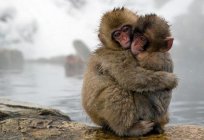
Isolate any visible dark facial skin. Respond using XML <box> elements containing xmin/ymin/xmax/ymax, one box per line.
<box><xmin>112</xmin><ymin>25</ymin><xmax>132</xmax><ymax>49</ymax></box>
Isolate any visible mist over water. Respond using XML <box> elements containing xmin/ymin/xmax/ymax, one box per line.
<box><xmin>0</xmin><ymin>62</ymin><xmax>204</xmax><ymax>125</ymax></box>
<box><xmin>0</xmin><ymin>63</ymin><xmax>85</xmax><ymax>121</ymax></box>
<box><xmin>0</xmin><ymin>0</ymin><xmax>204</xmax><ymax>126</ymax></box>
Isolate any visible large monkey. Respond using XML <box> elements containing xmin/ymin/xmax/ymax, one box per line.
<box><xmin>82</xmin><ymin>8</ymin><xmax>177</xmax><ymax>136</ymax></box>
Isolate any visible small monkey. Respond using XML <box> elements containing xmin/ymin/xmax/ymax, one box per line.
<box><xmin>82</xmin><ymin>8</ymin><xmax>177</xmax><ymax>136</ymax></box>
<box><xmin>130</xmin><ymin>14</ymin><xmax>176</xmax><ymax>133</ymax></box>
<box><xmin>131</xmin><ymin>13</ymin><xmax>173</xmax><ymax>56</ymax></box>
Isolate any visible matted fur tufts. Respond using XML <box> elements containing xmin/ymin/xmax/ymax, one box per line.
<box><xmin>112</xmin><ymin>7</ymin><xmax>125</xmax><ymax>12</ymax></box>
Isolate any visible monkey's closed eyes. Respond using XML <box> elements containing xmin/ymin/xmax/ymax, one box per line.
<box><xmin>121</xmin><ymin>25</ymin><xmax>132</xmax><ymax>32</ymax></box>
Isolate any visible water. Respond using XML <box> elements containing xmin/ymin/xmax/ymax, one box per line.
<box><xmin>0</xmin><ymin>62</ymin><xmax>204</xmax><ymax>126</ymax></box>
<box><xmin>0</xmin><ymin>63</ymin><xmax>85</xmax><ymax>122</ymax></box>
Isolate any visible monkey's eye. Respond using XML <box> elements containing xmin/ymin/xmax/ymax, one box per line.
<box><xmin>112</xmin><ymin>31</ymin><xmax>121</xmax><ymax>39</ymax></box>
<box><xmin>121</xmin><ymin>25</ymin><xmax>131</xmax><ymax>32</ymax></box>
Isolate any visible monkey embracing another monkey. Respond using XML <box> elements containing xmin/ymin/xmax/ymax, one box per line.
<box><xmin>131</xmin><ymin>13</ymin><xmax>176</xmax><ymax>133</ymax></box>
<box><xmin>82</xmin><ymin>8</ymin><xmax>178</xmax><ymax>136</ymax></box>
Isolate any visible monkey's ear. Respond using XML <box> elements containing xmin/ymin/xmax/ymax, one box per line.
<box><xmin>162</xmin><ymin>37</ymin><xmax>174</xmax><ymax>52</ymax></box>
<box><xmin>98</xmin><ymin>33</ymin><xmax>105</xmax><ymax>44</ymax></box>
<box><xmin>98</xmin><ymin>34</ymin><xmax>102</xmax><ymax>42</ymax></box>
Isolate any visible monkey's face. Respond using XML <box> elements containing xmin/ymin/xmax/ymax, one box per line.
<box><xmin>131</xmin><ymin>31</ymin><xmax>148</xmax><ymax>55</ymax></box>
<box><xmin>111</xmin><ymin>25</ymin><xmax>133</xmax><ymax>49</ymax></box>
<box><xmin>99</xmin><ymin>7</ymin><xmax>138</xmax><ymax>50</ymax></box>
<box><xmin>131</xmin><ymin>14</ymin><xmax>174</xmax><ymax>55</ymax></box>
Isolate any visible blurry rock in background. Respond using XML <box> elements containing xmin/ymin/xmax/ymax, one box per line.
<box><xmin>73</xmin><ymin>40</ymin><xmax>90</xmax><ymax>62</ymax></box>
<box><xmin>65</xmin><ymin>54</ymin><xmax>84</xmax><ymax>77</ymax></box>
<box><xmin>0</xmin><ymin>6</ymin><xmax>38</xmax><ymax>65</ymax></box>
<box><xmin>28</xmin><ymin>39</ymin><xmax>90</xmax><ymax>77</ymax></box>
<box><xmin>0</xmin><ymin>49</ymin><xmax>24</xmax><ymax>69</ymax></box>
<box><xmin>65</xmin><ymin>40</ymin><xmax>90</xmax><ymax>77</ymax></box>
<box><xmin>0</xmin><ymin>7</ymin><xmax>37</xmax><ymax>70</ymax></box>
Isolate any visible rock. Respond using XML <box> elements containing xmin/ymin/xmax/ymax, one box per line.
<box><xmin>0</xmin><ymin>98</ymin><xmax>204</xmax><ymax>140</ymax></box>
<box><xmin>73</xmin><ymin>40</ymin><xmax>90</xmax><ymax>62</ymax></box>
<box><xmin>0</xmin><ymin>49</ymin><xmax>24</xmax><ymax>69</ymax></box>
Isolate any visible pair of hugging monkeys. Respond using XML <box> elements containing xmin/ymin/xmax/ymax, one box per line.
<box><xmin>82</xmin><ymin>7</ymin><xmax>178</xmax><ymax>137</ymax></box>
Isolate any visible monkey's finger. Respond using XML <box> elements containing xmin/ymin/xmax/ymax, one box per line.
<box><xmin>128</xmin><ymin>121</ymin><xmax>154</xmax><ymax>136</ymax></box>
<box><xmin>140</xmin><ymin>121</ymin><xmax>155</xmax><ymax>127</ymax></box>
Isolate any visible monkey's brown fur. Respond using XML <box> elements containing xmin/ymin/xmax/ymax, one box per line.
<box><xmin>134</xmin><ymin>14</ymin><xmax>176</xmax><ymax>133</ymax></box>
<box><xmin>99</xmin><ymin>7</ymin><xmax>137</xmax><ymax>50</ymax></box>
<box><xmin>82</xmin><ymin>8</ymin><xmax>177</xmax><ymax>136</ymax></box>
<box><xmin>135</xmin><ymin>14</ymin><xmax>172</xmax><ymax>53</ymax></box>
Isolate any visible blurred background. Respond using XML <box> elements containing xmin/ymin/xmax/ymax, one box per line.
<box><xmin>0</xmin><ymin>0</ymin><xmax>204</xmax><ymax>125</ymax></box>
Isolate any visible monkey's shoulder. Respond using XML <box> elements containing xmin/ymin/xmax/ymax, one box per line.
<box><xmin>86</xmin><ymin>52</ymin><xmax>109</xmax><ymax>76</ymax></box>
<box><xmin>94</xmin><ymin>47</ymin><xmax>137</xmax><ymax>64</ymax></box>
<box><xmin>89</xmin><ymin>47</ymin><xmax>138</xmax><ymax>75</ymax></box>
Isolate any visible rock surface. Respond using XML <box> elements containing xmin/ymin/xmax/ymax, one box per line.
<box><xmin>0</xmin><ymin>98</ymin><xmax>204</xmax><ymax>140</ymax></box>
<box><xmin>0</xmin><ymin>49</ymin><xmax>24</xmax><ymax>69</ymax></box>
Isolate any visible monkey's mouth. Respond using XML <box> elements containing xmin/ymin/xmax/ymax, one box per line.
<box><xmin>126</xmin><ymin>41</ymin><xmax>131</xmax><ymax>48</ymax></box>
<box><xmin>122</xmin><ymin>40</ymin><xmax>131</xmax><ymax>49</ymax></box>
<box><xmin>131</xmin><ymin>35</ymin><xmax>148</xmax><ymax>55</ymax></box>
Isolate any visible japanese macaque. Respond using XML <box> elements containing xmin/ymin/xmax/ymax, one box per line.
<box><xmin>130</xmin><ymin>14</ymin><xmax>175</xmax><ymax>133</ymax></box>
<box><xmin>82</xmin><ymin>8</ymin><xmax>177</xmax><ymax>136</ymax></box>
<box><xmin>131</xmin><ymin>14</ymin><xmax>173</xmax><ymax>55</ymax></box>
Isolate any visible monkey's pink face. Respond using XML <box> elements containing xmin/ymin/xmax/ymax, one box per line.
<box><xmin>112</xmin><ymin>25</ymin><xmax>132</xmax><ymax>49</ymax></box>
<box><xmin>131</xmin><ymin>33</ymin><xmax>147</xmax><ymax>55</ymax></box>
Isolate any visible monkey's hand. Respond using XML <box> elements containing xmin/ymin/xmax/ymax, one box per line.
<box><xmin>162</xmin><ymin>72</ymin><xmax>178</xmax><ymax>89</ymax></box>
<box><xmin>98</xmin><ymin>49</ymin><xmax>178</xmax><ymax>92</ymax></box>
<box><xmin>133</xmin><ymin>70</ymin><xmax>178</xmax><ymax>93</ymax></box>
<box><xmin>125</xmin><ymin>121</ymin><xmax>154</xmax><ymax>136</ymax></box>
<box><xmin>107</xmin><ymin>64</ymin><xmax>178</xmax><ymax>92</ymax></box>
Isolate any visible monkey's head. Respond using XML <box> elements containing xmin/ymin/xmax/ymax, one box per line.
<box><xmin>131</xmin><ymin>14</ymin><xmax>174</xmax><ymax>55</ymax></box>
<box><xmin>99</xmin><ymin>7</ymin><xmax>138</xmax><ymax>50</ymax></box>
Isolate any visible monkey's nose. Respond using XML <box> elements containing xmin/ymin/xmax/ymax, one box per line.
<box><xmin>121</xmin><ymin>33</ymin><xmax>128</xmax><ymax>41</ymax></box>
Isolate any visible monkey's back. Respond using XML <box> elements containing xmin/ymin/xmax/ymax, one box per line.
<box><xmin>82</xmin><ymin>48</ymin><xmax>139</xmax><ymax>132</ymax></box>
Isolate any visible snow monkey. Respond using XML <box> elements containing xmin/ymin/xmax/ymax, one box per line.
<box><xmin>130</xmin><ymin>13</ymin><xmax>176</xmax><ymax>133</ymax></box>
<box><xmin>82</xmin><ymin>8</ymin><xmax>177</xmax><ymax>136</ymax></box>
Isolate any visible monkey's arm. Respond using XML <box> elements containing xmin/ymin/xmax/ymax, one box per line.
<box><xmin>115</xmin><ymin>66</ymin><xmax>177</xmax><ymax>92</ymax></box>
<box><xmin>100</xmin><ymin>54</ymin><xmax>177</xmax><ymax>93</ymax></box>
